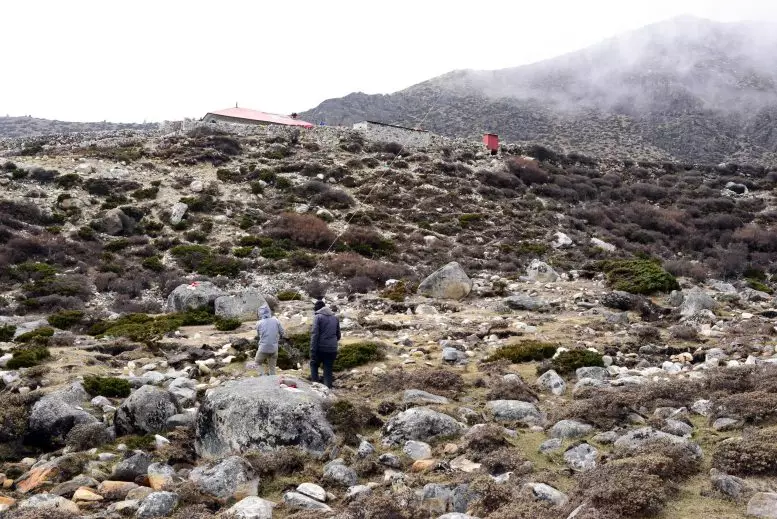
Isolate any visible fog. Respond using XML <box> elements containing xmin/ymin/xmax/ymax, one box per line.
<box><xmin>1</xmin><ymin>0</ymin><xmax>777</xmax><ymax>122</ymax></box>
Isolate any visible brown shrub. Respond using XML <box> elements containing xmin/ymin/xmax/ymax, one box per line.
<box><xmin>711</xmin><ymin>391</ymin><xmax>777</xmax><ymax>424</ymax></box>
<box><xmin>4</xmin><ymin>511</ymin><xmax>79</xmax><ymax>519</ymax></box>
<box><xmin>486</xmin><ymin>376</ymin><xmax>538</xmax><ymax>403</ymax></box>
<box><xmin>341</xmin><ymin>490</ymin><xmax>415</xmax><ymax>519</ymax></box>
<box><xmin>376</xmin><ymin>368</ymin><xmax>465</xmax><ymax>398</ymax></box>
<box><xmin>265</xmin><ymin>212</ymin><xmax>335</xmax><ymax>249</ymax></box>
<box><xmin>613</xmin><ymin>439</ymin><xmax>701</xmax><ymax>480</ymax></box>
<box><xmin>65</xmin><ymin>423</ymin><xmax>110</xmax><ymax>452</ymax></box>
<box><xmin>507</xmin><ymin>157</ymin><xmax>550</xmax><ymax>185</ymax></box>
<box><xmin>243</xmin><ymin>447</ymin><xmax>309</xmax><ymax>478</ymax></box>
<box><xmin>327</xmin><ymin>253</ymin><xmax>406</xmax><ymax>283</ymax></box>
<box><xmin>712</xmin><ymin>427</ymin><xmax>777</xmax><ymax>476</ymax></box>
<box><xmin>571</xmin><ymin>461</ymin><xmax>668</xmax><ymax>518</ymax></box>
<box><xmin>479</xmin><ymin>447</ymin><xmax>532</xmax><ymax>475</ymax></box>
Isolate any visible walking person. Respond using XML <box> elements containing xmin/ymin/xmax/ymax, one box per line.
<box><xmin>310</xmin><ymin>300</ymin><xmax>340</xmax><ymax>389</ymax></box>
<box><xmin>255</xmin><ymin>304</ymin><xmax>285</xmax><ymax>376</ymax></box>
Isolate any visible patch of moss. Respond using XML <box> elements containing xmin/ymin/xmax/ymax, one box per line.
<box><xmin>238</xmin><ymin>235</ymin><xmax>274</xmax><ymax>247</ymax></box>
<box><xmin>233</xmin><ymin>246</ymin><xmax>254</xmax><ymax>258</ymax></box>
<box><xmin>548</xmin><ymin>349</ymin><xmax>604</xmax><ymax>375</ymax></box>
<box><xmin>260</xmin><ymin>246</ymin><xmax>288</xmax><ymax>260</ymax></box>
<box><xmin>458</xmin><ymin>213</ymin><xmax>484</xmax><ymax>227</ymax></box>
<box><xmin>599</xmin><ymin>258</ymin><xmax>679</xmax><ymax>295</ymax></box>
<box><xmin>47</xmin><ymin>310</ymin><xmax>85</xmax><ymax>330</ymax></box>
<box><xmin>484</xmin><ymin>341</ymin><xmax>558</xmax><ymax>363</ymax></box>
<box><xmin>333</xmin><ymin>341</ymin><xmax>385</xmax><ymax>372</ymax></box>
<box><xmin>83</xmin><ymin>375</ymin><xmax>131</xmax><ymax>398</ymax></box>
<box><xmin>104</xmin><ymin>238</ymin><xmax>131</xmax><ymax>252</ymax></box>
<box><xmin>0</xmin><ymin>324</ymin><xmax>16</xmax><ymax>342</ymax></box>
<box><xmin>746</xmin><ymin>278</ymin><xmax>774</xmax><ymax>294</ymax></box>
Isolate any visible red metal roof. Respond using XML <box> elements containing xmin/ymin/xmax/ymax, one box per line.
<box><xmin>207</xmin><ymin>107</ymin><xmax>314</xmax><ymax>128</ymax></box>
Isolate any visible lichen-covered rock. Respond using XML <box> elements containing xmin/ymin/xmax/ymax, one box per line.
<box><xmin>136</xmin><ymin>491</ymin><xmax>179</xmax><ymax>519</ymax></box>
<box><xmin>227</xmin><ymin>496</ymin><xmax>276</xmax><ymax>519</ymax></box>
<box><xmin>486</xmin><ymin>400</ymin><xmax>544</xmax><ymax>425</ymax></box>
<box><xmin>214</xmin><ymin>289</ymin><xmax>267</xmax><ymax>320</ymax></box>
<box><xmin>27</xmin><ymin>382</ymin><xmax>98</xmax><ymax>446</ymax></box>
<box><xmin>195</xmin><ymin>376</ymin><xmax>334</xmax><ymax>458</ymax></box>
<box><xmin>166</xmin><ymin>281</ymin><xmax>226</xmax><ymax>312</ymax></box>
<box><xmin>549</xmin><ymin>419</ymin><xmax>593</xmax><ymax>440</ymax></box>
<box><xmin>114</xmin><ymin>385</ymin><xmax>180</xmax><ymax>436</ymax></box>
<box><xmin>18</xmin><ymin>493</ymin><xmax>80</xmax><ymax>514</ymax></box>
<box><xmin>189</xmin><ymin>456</ymin><xmax>258</xmax><ymax>501</ymax></box>
<box><xmin>613</xmin><ymin>427</ymin><xmax>702</xmax><ymax>458</ymax></box>
<box><xmin>418</xmin><ymin>262</ymin><xmax>473</xmax><ymax>300</ymax></box>
<box><xmin>526</xmin><ymin>259</ymin><xmax>558</xmax><ymax>282</ymax></box>
<box><xmin>111</xmin><ymin>451</ymin><xmax>153</xmax><ymax>482</ymax></box>
<box><xmin>323</xmin><ymin>459</ymin><xmax>358</xmax><ymax>487</ymax></box>
<box><xmin>170</xmin><ymin>202</ymin><xmax>188</xmax><ymax>225</ymax></box>
<box><xmin>536</xmin><ymin>369</ymin><xmax>566</xmax><ymax>395</ymax></box>
<box><xmin>678</xmin><ymin>287</ymin><xmax>717</xmax><ymax>318</ymax></box>
<box><xmin>382</xmin><ymin>407</ymin><xmax>464</xmax><ymax>446</ymax></box>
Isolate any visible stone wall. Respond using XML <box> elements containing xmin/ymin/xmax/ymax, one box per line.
<box><xmin>352</xmin><ymin>121</ymin><xmax>433</xmax><ymax>149</ymax></box>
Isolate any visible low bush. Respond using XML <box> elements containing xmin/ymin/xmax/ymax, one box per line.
<box><xmin>333</xmin><ymin>341</ymin><xmax>385</xmax><ymax>371</ymax></box>
<box><xmin>571</xmin><ymin>461</ymin><xmax>668</xmax><ymax>517</ymax></box>
<box><xmin>325</xmin><ymin>399</ymin><xmax>380</xmax><ymax>445</ymax></box>
<box><xmin>486</xmin><ymin>376</ymin><xmax>538</xmax><ymax>402</ymax></box>
<box><xmin>141</xmin><ymin>256</ymin><xmax>164</xmax><ymax>272</ymax></box>
<box><xmin>170</xmin><ymin>244</ymin><xmax>244</xmax><ymax>277</ymax></box>
<box><xmin>0</xmin><ymin>324</ymin><xmax>16</xmax><ymax>342</ymax></box>
<box><xmin>15</xmin><ymin>326</ymin><xmax>55</xmax><ymax>343</ymax></box>
<box><xmin>88</xmin><ymin>313</ymin><xmax>183</xmax><ymax>343</ymax></box>
<box><xmin>244</xmin><ymin>446</ymin><xmax>308</xmax><ymax>478</ymax></box>
<box><xmin>232</xmin><ymin>246</ymin><xmax>253</xmax><ymax>258</ymax></box>
<box><xmin>599</xmin><ymin>258</ymin><xmax>680</xmax><ymax>295</ymax></box>
<box><xmin>7</xmin><ymin>345</ymin><xmax>51</xmax><ymax>369</ymax></box>
<box><xmin>339</xmin><ymin>227</ymin><xmax>395</xmax><ymax>257</ymax></box>
<box><xmin>712</xmin><ymin>427</ymin><xmax>777</xmax><ymax>476</ymax></box>
<box><xmin>377</xmin><ymin>368</ymin><xmax>465</xmax><ymax>397</ymax></box>
<box><xmin>238</xmin><ymin>235</ymin><xmax>273</xmax><ymax>247</ymax></box>
<box><xmin>47</xmin><ymin>310</ymin><xmax>85</xmax><ymax>330</ymax></box>
<box><xmin>485</xmin><ymin>341</ymin><xmax>558</xmax><ymax>363</ymax></box>
<box><xmin>547</xmin><ymin>349</ymin><xmax>604</xmax><ymax>375</ymax></box>
<box><xmin>214</xmin><ymin>317</ymin><xmax>241</xmax><ymax>331</ymax></box>
<box><xmin>264</xmin><ymin>213</ymin><xmax>336</xmax><ymax>249</ymax></box>
<box><xmin>82</xmin><ymin>375</ymin><xmax>132</xmax><ymax>398</ymax></box>
<box><xmin>327</xmin><ymin>253</ymin><xmax>406</xmax><ymax>283</ymax></box>
<box><xmin>277</xmin><ymin>290</ymin><xmax>302</xmax><ymax>301</ymax></box>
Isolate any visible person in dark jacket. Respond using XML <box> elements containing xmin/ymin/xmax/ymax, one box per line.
<box><xmin>310</xmin><ymin>299</ymin><xmax>340</xmax><ymax>388</ymax></box>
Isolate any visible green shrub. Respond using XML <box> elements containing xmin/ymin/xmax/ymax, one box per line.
<box><xmin>233</xmin><ymin>246</ymin><xmax>253</xmax><ymax>258</ymax></box>
<box><xmin>170</xmin><ymin>244</ymin><xmax>244</xmax><ymax>277</ymax></box>
<box><xmin>77</xmin><ymin>226</ymin><xmax>97</xmax><ymax>241</ymax></box>
<box><xmin>326</xmin><ymin>399</ymin><xmax>378</xmax><ymax>446</ymax></box>
<box><xmin>47</xmin><ymin>310</ymin><xmax>85</xmax><ymax>330</ymax></box>
<box><xmin>83</xmin><ymin>375</ymin><xmax>131</xmax><ymax>398</ymax></box>
<box><xmin>214</xmin><ymin>318</ymin><xmax>241</xmax><ymax>331</ymax></box>
<box><xmin>141</xmin><ymin>256</ymin><xmax>164</xmax><ymax>272</ymax></box>
<box><xmin>275</xmin><ymin>177</ymin><xmax>292</xmax><ymax>190</ymax></box>
<box><xmin>250</xmin><ymin>181</ymin><xmax>264</xmax><ymax>194</ymax></box>
<box><xmin>10</xmin><ymin>261</ymin><xmax>57</xmax><ymax>281</ymax></box>
<box><xmin>485</xmin><ymin>341</ymin><xmax>558</xmax><ymax>363</ymax></box>
<box><xmin>179</xmin><ymin>309</ymin><xmax>216</xmax><ymax>326</ymax></box>
<box><xmin>747</xmin><ymin>278</ymin><xmax>774</xmax><ymax>294</ymax></box>
<box><xmin>104</xmin><ymin>238</ymin><xmax>131</xmax><ymax>252</ymax></box>
<box><xmin>0</xmin><ymin>325</ymin><xmax>16</xmax><ymax>342</ymax></box>
<box><xmin>121</xmin><ymin>434</ymin><xmax>156</xmax><ymax>450</ymax></box>
<box><xmin>548</xmin><ymin>349</ymin><xmax>604</xmax><ymax>375</ymax></box>
<box><xmin>55</xmin><ymin>173</ymin><xmax>81</xmax><ymax>189</ymax></box>
<box><xmin>238</xmin><ymin>235</ymin><xmax>273</xmax><ymax>247</ymax></box>
<box><xmin>132</xmin><ymin>186</ymin><xmax>159</xmax><ymax>200</ymax></box>
<box><xmin>333</xmin><ymin>342</ymin><xmax>385</xmax><ymax>371</ymax></box>
<box><xmin>179</xmin><ymin>194</ymin><xmax>216</xmax><ymax>213</ymax></box>
<box><xmin>7</xmin><ymin>345</ymin><xmax>51</xmax><ymax>369</ymax></box>
<box><xmin>516</xmin><ymin>242</ymin><xmax>550</xmax><ymax>256</ymax></box>
<box><xmin>15</xmin><ymin>327</ymin><xmax>55</xmax><ymax>343</ymax></box>
<box><xmin>260</xmin><ymin>246</ymin><xmax>287</xmax><ymax>259</ymax></box>
<box><xmin>88</xmin><ymin>313</ymin><xmax>180</xmax><ymax>343</ymax></box>
<box><xmin>277</xmin><ymin>290</ymin><xmax>302</xmax><ymax>301</ymax></box>
<box><xmin>599</xmin><ymin>258</ymin><xmax>679</xmax><ymax>295</ymax></box>
<box><xmin>459</xmin><ymin>213</ymin><xmax>484</xmax><ymax>227</ymax></box>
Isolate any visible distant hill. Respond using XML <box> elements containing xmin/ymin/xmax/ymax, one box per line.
<box><xmin>302</xmin><ymin>16</ymin><xmax>777</xmax><ymax>164</ymax></box>
<box><xmin>0</xmin><ymin>116</ymin><xmax>156</xmax><ymax>138</ymax></box>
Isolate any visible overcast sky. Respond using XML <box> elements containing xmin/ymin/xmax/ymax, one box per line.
<box><xmin>1</xmin><ymin>0</ymin><xmax>775</xmax><ymax>123</ymax></box>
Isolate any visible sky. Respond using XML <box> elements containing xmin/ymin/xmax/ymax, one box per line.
<box><xmin>1</xmin><ymin>0</ymin><xmax>776</xmax><ymax>123</ymax></box>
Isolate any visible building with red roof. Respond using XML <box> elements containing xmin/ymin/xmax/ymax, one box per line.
<box><xmin>203</xmin><ymin>107</ymin><xmax>314</xmax><ymax>128</ymax></box>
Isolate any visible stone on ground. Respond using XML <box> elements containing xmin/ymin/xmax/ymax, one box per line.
<box><xmin>114</xmin><ymin>385</ymin><xmax>180</xmax><ymax>436</ymax></box>
<box><xmin>382</xmin><ymin>407</ymin><xmax>464</xmax><ymax>445</ymax></box>
<box><xmin>418</xmin><ymin>262</ymin><xmax>473</xmax><ymax>300</ymax></box>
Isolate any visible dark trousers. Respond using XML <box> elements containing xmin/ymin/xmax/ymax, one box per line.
<box><xmin>310</xmin><ymin>351</ymin><xmax>337</xmax><ymax>388</ymax></box>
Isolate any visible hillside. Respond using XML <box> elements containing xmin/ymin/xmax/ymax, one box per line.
<box><xmin>0</xmin><ymin>116</ymin><xmax>157</xmax><ymax>139</ymax></box>
<box><xmin>0</xmin><ymin>124</ymin><xmax>776</xmax><ymax>518</ymax></box>
<box><xmin>302</xmin><ymin>16</ymin><xmax>777</xmax><ymax>165</ymax></box>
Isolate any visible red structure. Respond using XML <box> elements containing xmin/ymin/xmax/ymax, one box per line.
<box><xmin>483</xmin><ymin>133</ymin><xmax>499</xmax><ymax>154</ymax></box>
<box><xmin>203</xmin><ymin>107</ymin><xmax>314</xmax><ymax>128</ymax></box>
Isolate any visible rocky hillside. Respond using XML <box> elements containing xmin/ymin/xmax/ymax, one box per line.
<box><xmin>0</xmin><ymin>124</ymin><xmax>776</xmax><ymax>518</ymax></box>
<box><xmin>302</xmin><ymin>16</ymin><xmax>777</xmax><ymax>165</ymax></box>
<box><xmin>0</xmin><ymin>117</ymin><xmax>156</xmax><ymax>139</ymax></box>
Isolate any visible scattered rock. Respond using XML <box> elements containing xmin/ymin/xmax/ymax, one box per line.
<box><xmin>486</xmin><ymin>400</ymin><xmax>543</xmax><ymax>426</ymax></box>
<box><xmin>167</xmin><ymin>281</ymin><xmax>226</xmax><ymax>312</ymax></box>
<box><xmin>283</xmin><ymin>491</ymin><xmax>332</xmax><ymax>511</ymax></box>
<box><xmin>383</xmin><ymin>407</ymin><xmax>464</xmax><ymax>445</ymax></box>
<box><xmin>136</xmin><ymin>491</ymin><xmax>179</xmax><ymax>519</ymax></box>
<box><xmin>147</xmin><ymin>463</ymin><xmax>176</xmax><ymax>491</ymax></box>
<box><xmin>526</xmin><ymin>259</ymin><xmax>558</xmax><ymax>283</ymax></box>
<box><xmin>524</xmin><ymin>482</ymin><xmax>568</xmax><ymax>506</ymax></box>
<box><xmin>227</xmin><ymin>496</ymin><xmax>276</xmax><ymax>519</ymax></box>
<box><xmin>323</xmin><ymin>459</ymin><xmax>358</xmax><ymax>487</ymax></box>
<box><xmin>27</xmin><ymin>382</ymin><xmax>98</xmax><ymax>446</ymax></box>
<box><xmin>550</xmin><ymin>420</ymin><xmax>594</xmax><ymax>440</ymax></box>
<box><xmin>189</xmin><ymin>456</ymin><xmax>258</xmax><ymax>501</ymax></box>
<box><xmin>748</xmin><ymin>492</ymin><xmax>777</xmax><ymax>518</ymax></box>
<box><xmin>711</xmin><ymin>468</ymin><xmax>749</xmax><ymax>501</ymax></box>
<box><xmin>504</xmin><ymin>294</ymin><xmax>547</xmax><ymax>311</ymax></box>
<box><xmin>403</xmin><ymin>440</ymin><xmax>433</xmax><ymax>460</ymax></box>
<box><xmin>418</xmin><ymin>262</ymin><xmax>473</xmax><ymax>300</ymax></box>
<box><xmin>114</xmin><ymin>385</ymin><xmax>180</xmax><ymax>436</ymax></box>
<box><xmin>536</xmin><ymin>369</ymin><xmax>566</xmax><ymax>395</ymax></box>
<box><xmin>170</xmin><ymin>202</ymin><xmax>188</xmax><ymax>225</ymax></box>
<box><xmin>18</xmin><ymin>493</ymin><xmax>80</xmax><ymax>514</ymax></box>
<box><xmin>111</xmin><ymin>451</ymin><xmax>153</xmax><ymax>482</ymax></box>
<box><xmin>403</xmin><ymin>389</ymin><xmax>450</xmax><ymax>405</ymax></box>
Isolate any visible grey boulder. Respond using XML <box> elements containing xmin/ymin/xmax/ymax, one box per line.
<box><xmin>748</xmin><ymin>492</ymin><xmax>777</xmax><ymax>518</ymax></box>
<box><xmin>114</xmin><ymin>385</ymin><xmax>180</xmax><ymax>436</ymax></box>
<box><xmin>189</xmin><ymin>456</ymin><xmax>258</xmax><ymax>501</ymax></box>
<box><xmin>418</xmin><ymin>262</ymin><xmax>473</xmax><ymax>300</ymax></box>
<box><xmin>486</xmin><ymin>400</ymin><xmax>543</xmax><ymax>426</ymax></box>
<box><xmin>503</xmin><ymin>295</ymin><xmax>547</xmax><ymax>311</ymax></box>
<box><xmin>525</xmin><ymin>482</ymin><xmax>568</xmax><ymax>506</ymax></box>
<box><xmin>613</xmin><ymin>427</ymin><xmax>702</xmax><ymax>458</ymax></box>
<box><xmin>536</xmin><ymin>369</ymin><xmax>566</xmax><ymax>395</ymax></box>
<box><xmin>323</xmin><ymin>459</ymin><xmax>358</xmax><ymax>487</ymax></box>
<box><xmin>137</xmin><ymin>491</ymin><xmax>179</xmax><ymax>519</ymax></box>
<box><xmin>711</xmin><ymin>468</ymin><xmax>749</xmax><ymax>501</ymax></box>
<box><xmin>526</xmin><ymin>259</ymin><xmax>558</xmax><ymax>282</ymax></box>
<box><xmin>215</xmin><ymin>289</ymin><xmax>268</xmax><ymax>321</ymax></box>
<box><xmin>92</xmin><ymin>208</ymin><xmax>134</xmax><ymax>235</ymax></box>
<box><xmin>27</xmin><ymin>382</ymin><xmax>98</xmax><ymax>446</ymax></box>
<box><xmin>403</xmin><ymin>389</ymin><xmax>450</xmax><ymax>405</ymax></box>
<box><xmin>227</xmin><ymin>496</ymin><xmax>276</xmax><ymax>519</ymax></box>
<box><xmin>111</xmin><ymin>451</ymin><xmax>153</xmax><ymax>481</ymax></box>
<box><xmin>166</xmin><ymin>281</ymin><xmax>226</xmax><ymax>312</ymax></box>
<box><xmin>403</xmin><ymin>440</ymin><xmax>433</xmax><ymax>460</ymax></box>
<box><xmin>382</xmin><ymin>407</ymin><xmax>464</xmax><ymax>445</ymax></box>
<box><xmin>195</xmin><ymin>376</ymin><xmax>334</xmax><ymax>458</ymax></box>
<box><xmin>564</xmin><ymin>443</ymin><xmax>598</xmax><ymax>472</ymax></box>
<box><xmin>678</xmin><ymin>288</ymin><xmax>716</xmax><ymax>318</ymax></box>
<box><xmin>283</xmin><ymin>491</ymin><xmax>332</xmax><ymax>511</ymax></box>
<box><xmin>549</xmin><ymin>420</ymin><xmax>593</xmax><ymax>440</ymax></box>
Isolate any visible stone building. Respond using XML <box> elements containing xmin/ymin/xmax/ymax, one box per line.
<box><xmin>202</xmin><ymin>107</ymin><xmax>314</xmax><ymax>128</ymax></box>
<box><xmin>353</xmin><ymin>121</ymin><xmax>432</xmax><ymax>149</ymax></box>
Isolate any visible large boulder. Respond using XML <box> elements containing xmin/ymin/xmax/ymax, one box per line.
<box><xmin>27</xmin><ymin>383</ymin><xmax>98</xmax><ymax>446</ymax></box>
<box><xmin>228</xmin><ymin>497</ymin><xmax>276</xmax><ymax>519</ymax></box>
<box><xmin>486</xmin><ymin>400</ymin><xmax>544</xmax><ymax>426</ymax></box>
<box><xmin>189</xmin><ymin>456</ymin><xmax>258</xmax><ymax>501</ymax></box>
<box><xmin>418</xmin><ymin>262</ymin><xmax>473</xmax><ymax>300</ymax></box>
<box><xmin>92</xmin><ymin>208</ymin><xmax>134</xmax><ymax>235</ymax></box>
<box><xmin>677</xmin><ymin>288</ymin><xmax>717</xmax><ymax>318</ymax></box>
<box><xmin>215</xmin><ymin>289</ymin><xmax>267</xmax><ymax>320</ymax></box>
<box><xmin>526</xmin><ymin>259</ymin><xmax>558</xmax><ymax>283</ymax></box>
<box><xmin>137</xmin><ymin>491</ymin><xmax>179</xmax><ymax>519</ymax></box>
<box><xmin>613</xmin><ymin>427</ymin><xmax>702</xmax><ymax>458</ymax></box>
<box><xmin>382</xmin><ymin>407</ymin><xmax>464</xmax><ymax>446</ymax></box>
<box><xmin>166</xmin><ymin>281</ymin><xmax>226</xmax><ymax>312</ymax></box>
<box><xmin>114</xmin><ymin>385</ymin><xmax>180</xmax><ymax>436</ymax></box>
<box><xmin>503</xmin><ymin>295</ymin><xmax>547</xmax><ymax>311</ymax></box>
<box><xmin>195</xmin><ymin>376</ymin><xmax>334</xmax><ymax>458</ymax></box>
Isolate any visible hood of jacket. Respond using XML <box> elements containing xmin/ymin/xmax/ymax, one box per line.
<box><xmin>258</xmin><ymin>305</ymin><xmax>272</xmax><ymax>319</ymax></box>
<box><xmin>315</xmin><ymin>307</ymin><xmax>335</xmax><ymax>316</ymax></box>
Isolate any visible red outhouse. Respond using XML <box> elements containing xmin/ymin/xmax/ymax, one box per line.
<box><xmin>483</xmin><ymin>133</ymin><xmax>499</xmax><ymax>154</ymax></box>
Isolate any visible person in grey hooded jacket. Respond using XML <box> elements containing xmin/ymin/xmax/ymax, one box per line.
<box><xmin>255</xmin><ymin>304</ymin><xmax>285</xmax><ymax>375</ymax></box>
<box><xmin>310</xmin><ymin>300</ymin><xmax>340</xmax><ymax>388</ymax></box>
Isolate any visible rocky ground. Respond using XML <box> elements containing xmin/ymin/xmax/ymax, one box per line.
<box><xmin>0</xmin><ymin>124</ymin><xmax>776</xmax><ymax>518</ymax></box>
